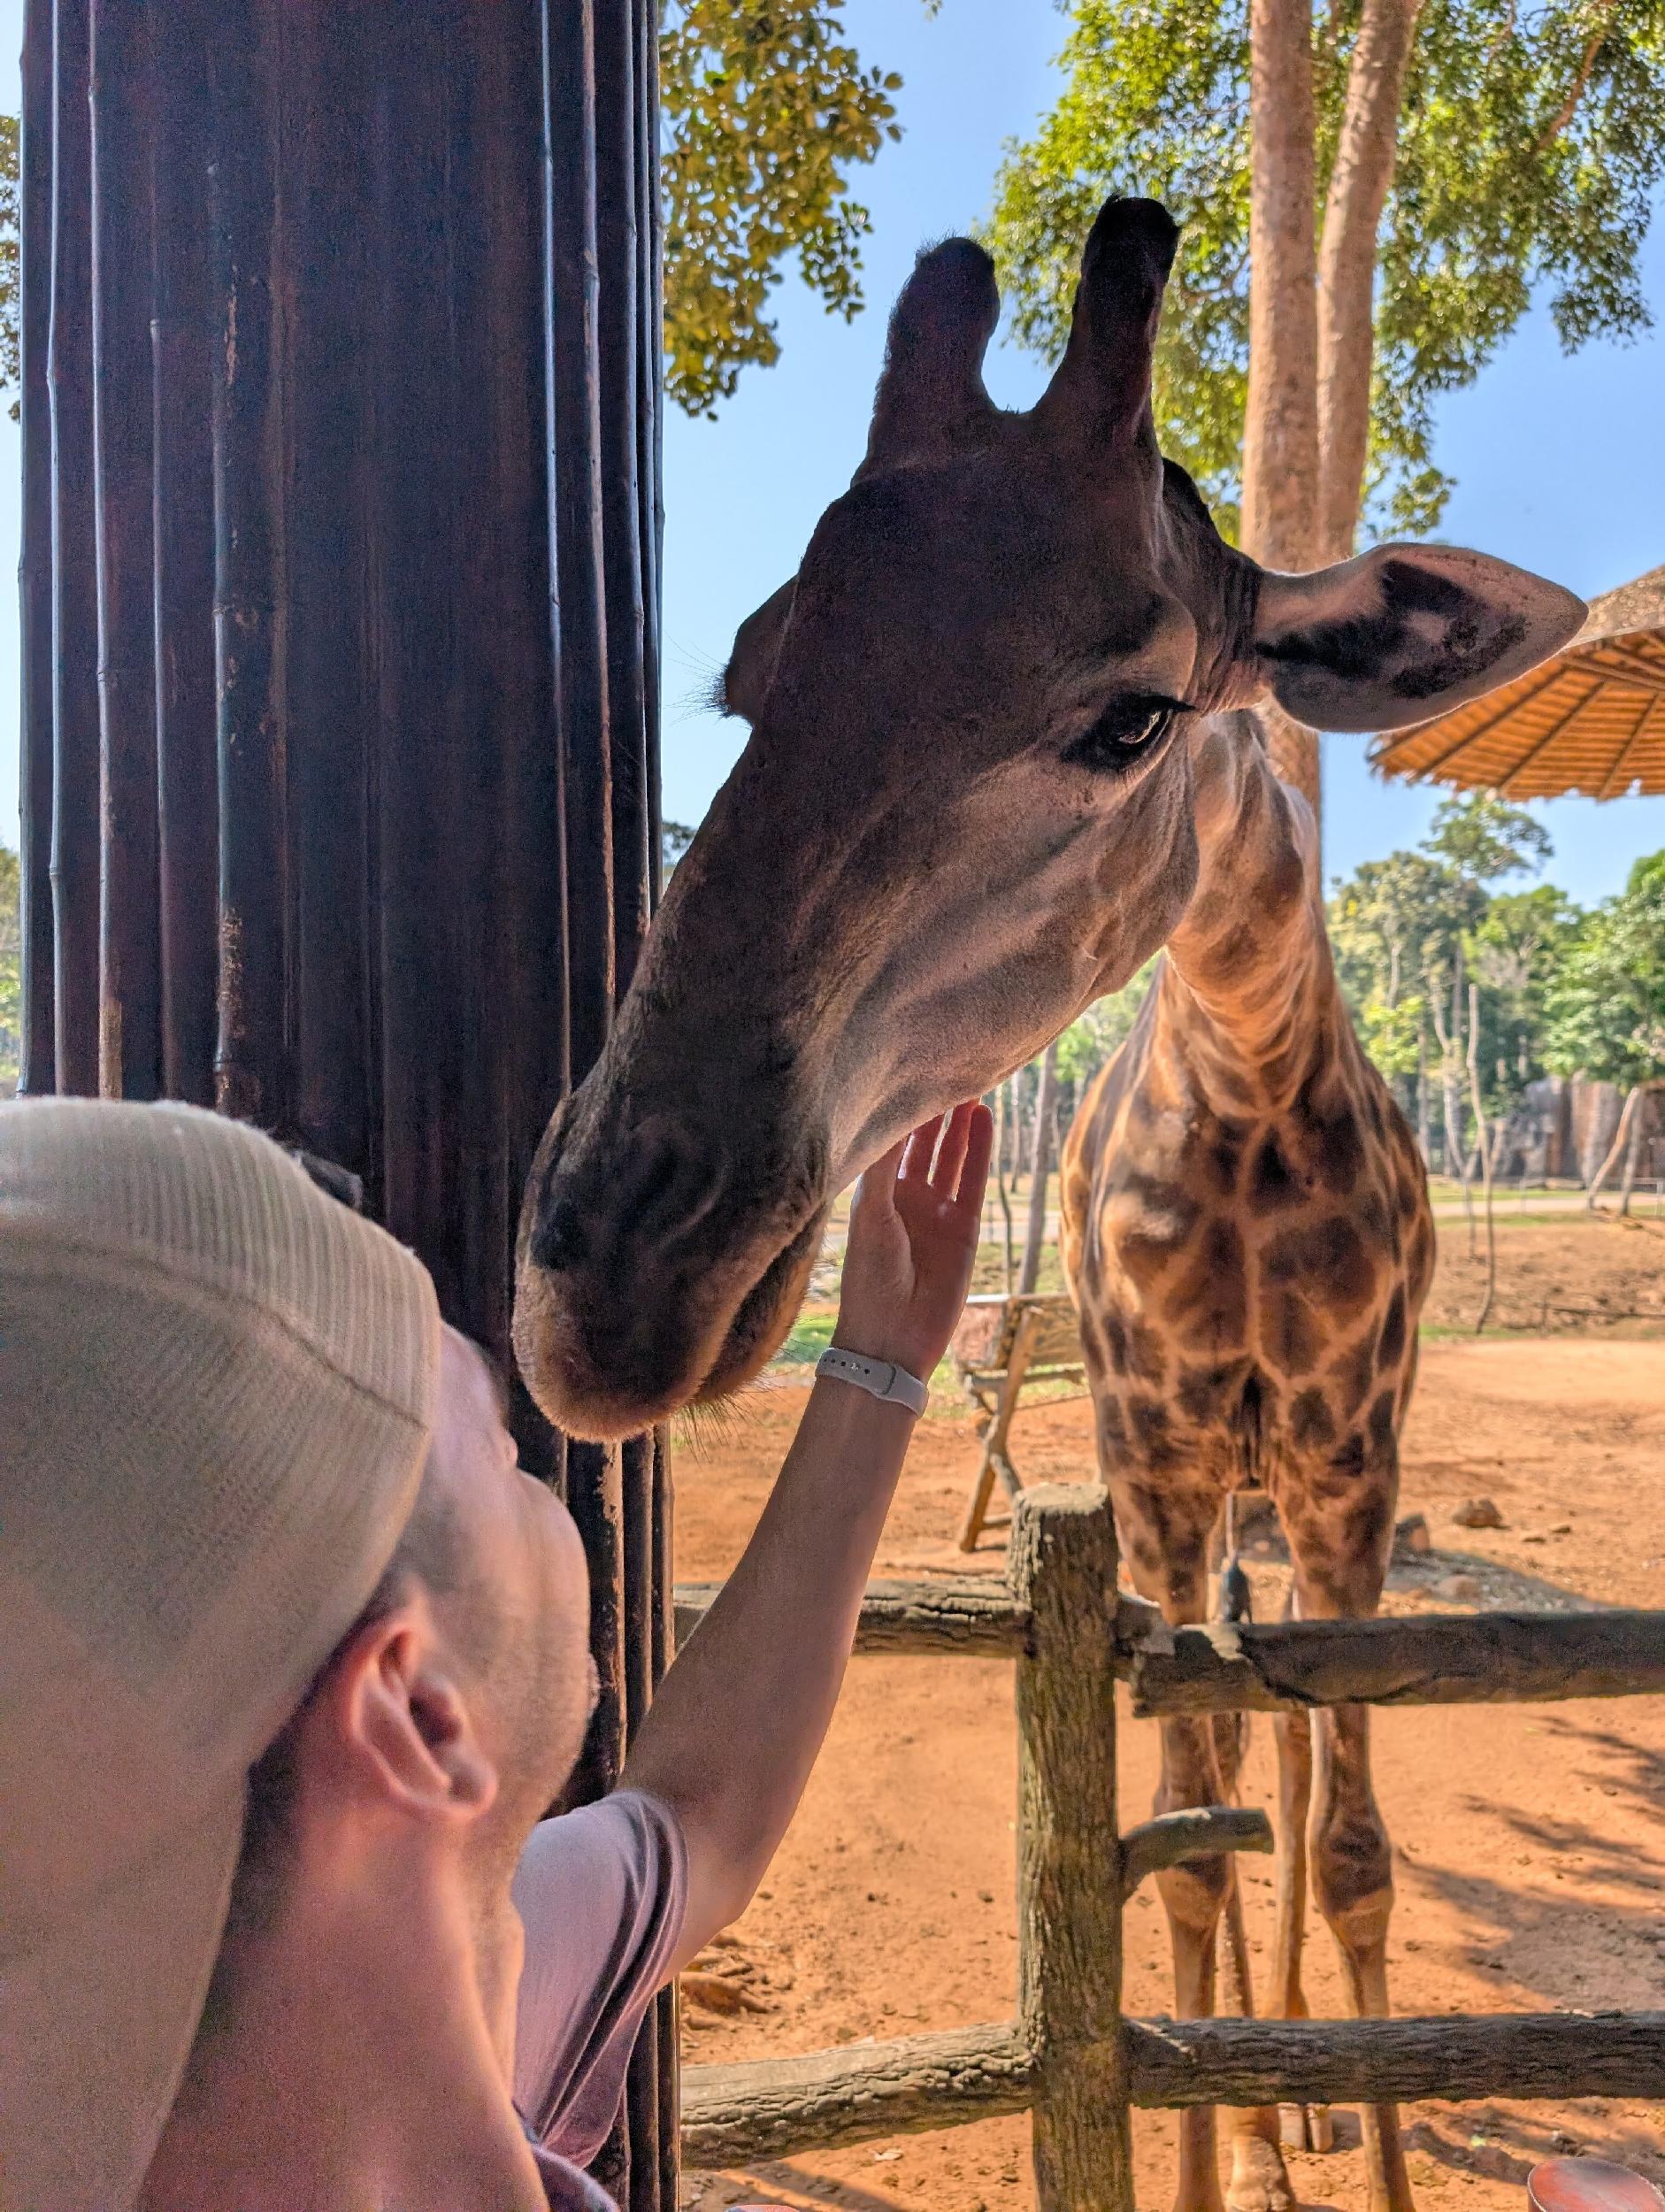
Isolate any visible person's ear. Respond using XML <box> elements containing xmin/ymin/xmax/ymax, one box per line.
<box><xmin>1252</xmin><ymin>542</ymin><xmax>1585</xmax><ymax>733</ymax></box>
<box><xmin>314</xmin><ymin>1597</ymin><xmax>497</xmax><ymax>1827</ymax></box>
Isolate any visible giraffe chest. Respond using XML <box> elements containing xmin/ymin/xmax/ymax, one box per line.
<box><xmin>1078</xmin><ymin>1088</ymin><xmax>1431</xmax><ymax>1436</ymax></box>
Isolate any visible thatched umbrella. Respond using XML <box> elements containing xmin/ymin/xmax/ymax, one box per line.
<box><xmin>1371</xmin><ymin>563</ymin><xmax>1665</xmax><ymax>799</ymax></box>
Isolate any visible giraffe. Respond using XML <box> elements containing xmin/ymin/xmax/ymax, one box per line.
<box><xmin>511</xmin><ymin>192</ymin><xmax>1582</xmax><ymax>1443</ymax></box>
<box><xmin>1059</xmin><ymin>710</ymin><xmax>1433</xmax><ymax>2212</ymax></box>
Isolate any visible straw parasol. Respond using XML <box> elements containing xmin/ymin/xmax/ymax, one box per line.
<box><xmin>1371</xmin><ymin>563</ymin><xmax>1665</xmax><ymax>799</ymax></box>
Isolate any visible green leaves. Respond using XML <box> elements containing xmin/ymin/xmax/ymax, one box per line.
<box><xmin>1544</xmin><ymin>852</ymin><xmax>1665</xmax><ymax>1084</ymax></box>
<box><xmin>985</xmin><ymin>0</ymin><xmax>1665</xmax><ymax>536</ymax></box>
<box><xmin>661</xmin><ymin>0</ymin><xmax>902</xmax><ymax>415</ymax></box>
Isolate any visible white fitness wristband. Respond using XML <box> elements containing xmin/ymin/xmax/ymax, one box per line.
<box><xmin>814</xmin><ymin>1345</ymin><xmax>930</xmax><ymax>1417</ymax></box>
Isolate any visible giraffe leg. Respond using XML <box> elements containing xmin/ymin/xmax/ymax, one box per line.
<box><xmin>1270</xmin><ymin>1695</ymin><xmax>1332</xmax><ymax>2151</ymax></box>
<box><xmin>1135</xmin><ymin>1563</ymin><xmax>1292</xmax><ymax>2212</ymax></box>
<box><xmin>1283</xmin><ymin>1501</ymin><xmax>1415</xmax><ymax>2212</ymax></box>
<box><xmin>1310</xmin><ymin>1697</ymin><xmax>1414</xmax><ymax>2212</ymax></box>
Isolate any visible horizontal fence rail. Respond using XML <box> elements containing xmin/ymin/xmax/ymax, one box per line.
<box><xmin>674</xmin><ymin>1578</ymin><xmax>1665</xmax><ymax>1709</ymax></box>
<box><xmin>681</xmin><ymin>2022</ymin><xmax>1037</xmax><ymax>2167</ymax></box>
<box><xmin>1120</xmin><ymin>1601</ymin><xmax>1665</xmax><ymax>1716</ymax></box>
<box><xmin>674</xmin><ymin>1576</ymin><xmax>1031</xmax><ymax>1658</ymax></box>
<box><xmin>682</xmin><ymin>2013</ymin><xmax>1665</xmax><ymax>2170</ymax></box>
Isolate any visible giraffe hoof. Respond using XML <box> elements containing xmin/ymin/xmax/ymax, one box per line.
<box><xmin>1279</xmin><ymin>2101</ymin><xmax>1335</xmax><ymax>2153</ymax></box>
<box><xmin>1226</xmin><ymin>2135</ymin><xmax>1296</xmax><ymax>2212</ymax></box>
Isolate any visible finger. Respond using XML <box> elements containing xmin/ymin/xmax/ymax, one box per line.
<box><xmin>854</xmin><ymin>1133</ymin><xmax>907</xmax><ymax>1215</ymax></box>
<box><xmin>952</xmin><ymin>1101</ymin><xmax>995</xmax><ymax>1210</ymax></box>
<box><xmin>932</xmin><ymin>1101</ymin><xmax>975</xmax><ymax>1196</ymax></box>
<box><xmin>898</xmin><ymin>1114</ymin><xmax>944</xmax><ymax>1182</ymax></box>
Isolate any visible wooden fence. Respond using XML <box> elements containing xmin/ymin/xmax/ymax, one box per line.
<box><xmin>676</xmin><ymin>1487</ymin><xmax>1665</xmax><ymax>2210</ymax></box>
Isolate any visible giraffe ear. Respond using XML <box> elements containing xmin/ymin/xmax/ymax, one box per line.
<box><xmin>720</xmin><ymin>577</ymin><xmax>798</xmax><ymax>726</ymax></box>
<box><xmin>1253</xmin><ymin>543</ymin><xmax>1586</xmax><ymax>733</ymax></box>
<box><xmin>861</xmin><ymin>238</ymin><xmax>1000</xmax><ymax>474</ymax></box>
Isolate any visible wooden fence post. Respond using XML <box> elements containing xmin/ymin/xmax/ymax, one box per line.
<box><xmin>1011</xmin><ymin>1484</ymin><xmax>1135</xmax><ymax>2212</ymax></box>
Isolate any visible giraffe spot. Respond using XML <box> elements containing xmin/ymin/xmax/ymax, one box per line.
<box><xmin>1095</xmin><ymin>1394</ymin><xmax>1128</xmax><ymax>1454</ymax></box>
<box><xmin>1125</xmin><ymin>1317</ymin><xmax>1169</xmax><ymax>1386</ymax></box>
<box><xmin>1376</xmin><ymin>1288</ymin><xmax>1408</xmax><ymax>1371</ymax></box>
<box><xmin>1329</xmin><ymin>1334</ymin><xmax>1377</xmax><ymax>1423</ymax></box>
<box><xmin>1267</xmin><ymin>1215</ymin><xmax>1378</xmax><ymax>1316</ymax></box>
<box><xmin>1262</xmin><ymin>1287</ymin><xmax>1323</xmax><ymax>1378</ymax></box>
<box><xmin>1248</xmin><ymin>1130</ymin><xmax>1305</xmax><ymax>1212</ymax></box>
<box><xmin>1345</xmin><ymin>1487</ymin><xmax>1393</xmax><ymax>1560</ymax></box>
<box><xmin>1364</xmin><ymin>1087</ymin><xmax>1386</xmax><ymax>1142</ymax></box>
<box><xmin>1165</xmin><ymin>1217</ymin><xmax>1247</xmax><ymax>1348</ymax></box>
<box><xmin>1297</xmin><ymin>1067</ymin><xmax>1368</xmax><ymax>1195</ymax></box>
<box><xmin>1367</xmin><ymin>1388</ymin><xmax>1398</xmax><ymax>1460</ymax></box>
<box><xmin>1289</xmin><ymin>1386</ymin><xmax>1335</xmax><ymax>1449</ymax></box>
<box><xmin>1115</xmin><ymin>1174</ymin><xmax>1202</xmax><ymax>1291</ymax></box>
<box><xmin>1126</xmin><ymin>1396</ymin><xmax>1182</xmax><ymax>1468</ymax></box>
<box><xmin>1176</xmin><ymin>1361</ymin><xmax>1244</xmax><ymax>1425</ymax></box>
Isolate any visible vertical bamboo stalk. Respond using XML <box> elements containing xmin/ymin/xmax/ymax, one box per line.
<box><xmin>150</xmin><ymin>0</ymin><xmax>219</xmax><ymax>1106</ymax></box>
<box><xmin>89</xmin><ymin>0</ymin><xmax>162</xmax><ymax>1100</ymax></box>
<box><xmin>1011</xmin><ymin>1485</ymin><xmax>1134</xmax><ymax>2212</ymax></box>
<box><xmin>548</xmin><ymin>0</ymin><xmax>614</xmax><ymax>1086</ymax></box>
<box><xmin>207</xmin><ymin>1</ymin><xmax>289</xmax><ymax>1130</ymax></box>
<box><xmin>48</xmin><ymin>0</ymin><xmax>102</xmax><ymax>1094</ymax></box>
<box><xmin>19</xmin><ymin>0</ymin><xmax>56</xmax><ymax>1094</ymax></box>
<box><xmin>276</xmin><ymin>7</ymin><xmax>375</xmax><ymax>1179</ymax></box>
<box><xmin>595</xmin><ymin>0</ymin><xmax>649</xmax><ymax>1001</ymax></box>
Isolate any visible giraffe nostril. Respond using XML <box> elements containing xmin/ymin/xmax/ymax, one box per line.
<box><xmin>531</xmin><ymin>1194</ymin><xmax>588</xmax><ymax>1274</ymax></box>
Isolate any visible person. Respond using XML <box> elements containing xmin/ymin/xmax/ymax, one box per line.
<box><xmin>0</xmin><ymin>1091</ymin><xmax>993</xmax><ymax>2212</ymax></box>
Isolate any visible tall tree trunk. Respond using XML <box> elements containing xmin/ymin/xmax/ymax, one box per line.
<box><xmin>1468</xmin><ymin>983</ymin><xmax>1498</xmax><ymax>1331</ymax></box>
<box><xmin>1587</xmin><ymin>1081</ymin><xmax>1663</xmax><ymax>1210</ymax></box>
<box><xmin>1416</xmin><ymin>1010</ymin><xmax>1432</xmax><ymax>1164</ymax></box>
<box><xmin>1020</xmin><ymin>1041</ymin><xmax>1060</xmax><ymax>1296</ymax></box>
<box><xmin>1243</xmin><ymin>0</ymin><xmax>1322</xmax><ymax>808</ymax></box>
<box><xmin>1314</xmin><ymin>0</ymin><xmax>1423</xmax><ymax>562</ymax></box>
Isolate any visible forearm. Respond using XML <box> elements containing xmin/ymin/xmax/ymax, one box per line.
<box><xmin>621</xmin><ymin>1376</ymin><xmax>913</xmax><ymax>1953</ymax></box>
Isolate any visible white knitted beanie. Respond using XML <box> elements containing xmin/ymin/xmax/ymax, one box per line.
<box><xmin>0</xmin><ymin>1097</ymin><xmax>442</xmax><ymax>2212</ymax></box>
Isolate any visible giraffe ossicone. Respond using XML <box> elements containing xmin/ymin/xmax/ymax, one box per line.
<box><xmin>513</xmin><ymin>192</ymin><xmax>1583</xmax><ymax>1444</ymax></box>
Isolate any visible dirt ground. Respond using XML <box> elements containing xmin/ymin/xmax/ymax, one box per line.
<box><xmin>671</xmin><ymin>1216</ymin><xmax>1665</xmax><ymax>2212</ymax></box>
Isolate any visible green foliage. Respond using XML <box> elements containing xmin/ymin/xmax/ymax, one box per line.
<box><xmin>663</xmin><ymin>819</ymin><xmax>696</xmax><ymax>874</ymax></box>
<box><xmin>1423</xmin><ymin>791</ymin><xmax>1553</xmax><ymax>887</ymax></box>
<box><xmin>984</xmin><ymin>0</ymin><xmax>1665</xmax><ymax>534</ymax></box>
<box><xmin>661</xmin><ymin>0</ymin><xmax>902</xmax><ymax>415</ymax></box>
<box><xmin>1</xmin><ymin>113</ymin><xmax>17</xmax><ymax>425</ymax></box>
<box><xmin>0</xmin><ymin>844</ymin><xmax>20</xmax><ymax>1096</ymax></box>
<box><xmin>1544</xmin><ymin>853</ymin><xmax>1665</xmax><ymax>1086</ymax></box>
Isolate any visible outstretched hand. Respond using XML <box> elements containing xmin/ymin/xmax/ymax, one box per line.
<box><xmin>832</xmin><ymin>1102</ymin><xmax>994</xmax><ymax>1385</ymax></box>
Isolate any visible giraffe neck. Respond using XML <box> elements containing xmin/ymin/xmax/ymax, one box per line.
<box><xmin>1155</xmin><ymin>717</ymin><xmax>1346</xmax><ymax>1110</ymax></box>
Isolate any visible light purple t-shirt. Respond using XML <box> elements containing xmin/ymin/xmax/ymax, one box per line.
<box><xmin>511</xmin><ymin>1789</ymin><xmax>688</xmax><ymax>2212</ymax></box>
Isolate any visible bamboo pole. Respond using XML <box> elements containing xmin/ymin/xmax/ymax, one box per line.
<box><xmin>48</xmin><ymin>0</ymin><xmax>102</xmax><ymax>1094</ymax></box>
<box><xmin>277</xmin><ymin>5</ymin><xmax>376</xmax><ymax>1179</ymax></box>
<box><xmin>206</xmin><ymin>0</ymin><xmax>288</xmax><ymax>1131</ymax></box>
<box><xmin>18</xmin><ymin>0</ymin><xmax>55</xmax><ymax>1094</ymax></box>
<box><xmin>88</xmin><ymin>0</ymin><xmax>162</xmax><ymax>1101</ymax></box>
<box><xmin>150</xmin><ymin>0</ymin><xmax>218</xmax><ymax>1107</ymax></box>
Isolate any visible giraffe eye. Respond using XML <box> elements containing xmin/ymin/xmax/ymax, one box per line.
<box><xmin>1065</xmin><ymin>692</ymin><xmax>1183</xmax><ymax>774</ymax></box>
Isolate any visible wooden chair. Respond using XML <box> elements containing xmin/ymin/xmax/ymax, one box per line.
<box><xmin>950</xmin><ymin>1293</ymin><xmax>1089</xmax><ymax>1550</ymax></box>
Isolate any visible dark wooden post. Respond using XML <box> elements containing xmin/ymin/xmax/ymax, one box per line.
<box><xmin>17</xmin><ymin>4</ymin><xmax>673</xmax><ymax>2202</ymax></box>
<box><xmin>1011</xmin><ymin>1485</ymin><xmax>1136</xmax><ymax>2212</ymax></box>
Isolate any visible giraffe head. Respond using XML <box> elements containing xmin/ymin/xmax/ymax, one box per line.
<box><xmin>515</xmin><ymin>196</ymin><xmax>1582</xmax><ymax>1440</ymax></box>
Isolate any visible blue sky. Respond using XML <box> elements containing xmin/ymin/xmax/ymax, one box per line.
<box><xmin>4</xmin><ymin>0</ymin><xmax>1663</xmax><ymax>906</ymax></box>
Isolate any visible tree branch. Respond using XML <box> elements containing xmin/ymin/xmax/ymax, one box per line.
<box><xmin>1536</xmin><ymin>4</ymin><xmax>1619</xmax><ymax>152</ymax></box>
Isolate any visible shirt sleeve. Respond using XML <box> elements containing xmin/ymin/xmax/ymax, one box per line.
<box><xmin>510</xmin><ymin>1787</ymin><xmax>689</xmax><ymax>2164</ymax></box>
